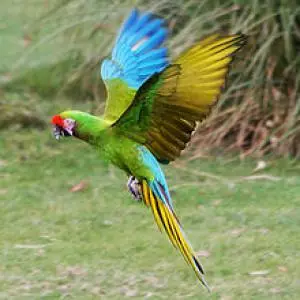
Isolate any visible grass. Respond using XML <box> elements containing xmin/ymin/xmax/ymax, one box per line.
<box><xmin>1</xmin><ymin>125</ymin><xmax>300</xmax><ymax>299</ymax></box>
<box><xmin>2</xmin><ymin>0</ymin><xmax>300</xmax><ymax>156</ymax></box>
<box><xmin>1</xmin><ymin>1</ymin><xmax>300</xmax><ymax>299</ymax></box>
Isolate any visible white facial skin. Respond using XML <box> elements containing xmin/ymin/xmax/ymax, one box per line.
<box><xmin>63</xmin><ymin>118</ymin><xmax>75</xmax><ymax>136</ymax></box>
<box><xmin>53</xmin><ymin>118</ymin><xmax>75</xmax><ymax>140</ymax></box>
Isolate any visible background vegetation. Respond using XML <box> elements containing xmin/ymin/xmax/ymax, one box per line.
<box><xmin>1</xmin><ymin>0</ymin><xmax>300</xmax><ymax>299</ymax></box>
<box><xmin>2</xmin><ymin>0</ymin><xmax>300</xmax><ymax>157</ymax></box>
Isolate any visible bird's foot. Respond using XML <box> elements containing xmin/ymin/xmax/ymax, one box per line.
<box><xmin>127</xmin><ymin>176</ymin><xmax>142</xmax><ymax>201</ymax></box>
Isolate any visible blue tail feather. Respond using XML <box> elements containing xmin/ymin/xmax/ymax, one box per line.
<box><xmin>138</xmin><ymin>146</ymin><xmax>173</xmax><ymax>208</ymax></box>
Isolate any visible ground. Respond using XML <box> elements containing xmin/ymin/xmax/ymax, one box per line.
<box><xmin>1</xmin><ymin>128</ymin><xmax>300</xmax><ymax>299</ymax></box>
<box><xmin>1</xmin><ymin>1</ymin><xmax>300</xmax><ymax>299</ymax></box>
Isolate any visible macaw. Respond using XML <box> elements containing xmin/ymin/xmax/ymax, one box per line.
<box><xmin>51</xmin><ymin>8</ymin><xmax>245</xmax><ymax>290</ymax></box>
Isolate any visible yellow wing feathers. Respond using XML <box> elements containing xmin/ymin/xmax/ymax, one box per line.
<box><xmin>143</xmin><ymin>34</ymin><xmax>246</xmax><ymax>163</ymax></box>
<box><xmin>174</xmin><ymin>34</ymin><xmax>245</xmax><ymax>108</ymax></box>
<box><xmin>141</xmin><ymin>180</ymin><xmax>210</xmax><ymax>290</ymax></box>
<box><xmin>112</xmin><ymin>34</ymin><xmax>246</xmax><ymax>163</ymax></box>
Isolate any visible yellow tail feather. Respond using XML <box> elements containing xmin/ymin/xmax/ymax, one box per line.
<box><xmin>141</xmin><ymin>180</ymin><xmax>210</xmax><ymax>291</ymax></box>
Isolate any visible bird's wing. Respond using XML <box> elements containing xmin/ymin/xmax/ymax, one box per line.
<box><xmin>137</xmin><ymin>146</ymin><xmax>209</xmax><ymax>290</ymax></box>
<box><xmin>112</xmin><ymin>34</ymin><xmax>246</xmax><ymax>163</ymax></box>
<box><xmin>101</xmin><ymin>9</ymin><xmax>169</xmax><ymax>123</ymax></box>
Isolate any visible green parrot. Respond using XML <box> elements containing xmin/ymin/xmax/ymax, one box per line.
<box><xmin>51</xmin><ymin>8</ymin><xmax>246</xmax><ymax>290</ymax></box>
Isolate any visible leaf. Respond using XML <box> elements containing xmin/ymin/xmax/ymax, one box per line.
<box><xmin>57</xmin><ymin>265</ymin><xmax>87</xmax><ymax>277</ymax></box>
<box><xmin>253</xmin><ymin>160</ymin><xmax>267</xmax><ymax>173</ymax></box>
<box><xmin>196</xmin><ymin>250</ymin><xmax>211</xmax><ymax>257</ymax></box>
<box><xmin>236</xmin><ymin>175</ymin><xmax>281</xmax><ymax>182</ymax></box>
<box><xmin>36</xmin><ymin>249</ymin><xmax>45</xmax><ymax>256</ymax></box>
<box><xmin>229</xmin><ymin>228</ymin><xmax>245</xmax><ymax>236</ymax></box>
<box><xmin>120</xmin><ymin>287</ymin><xmax>138</xmax><ymax>297</ymax></box>
<box><xmin>0</xmin><ymin>189</ymin><xmax>7</xmax><ymax>195</ymax></box>
<box><xmin>266</xmin><ymin>120</ymin><xmax>274</xmax><ymax>128</ymax></box>
<box><xmin>103</xmin><ymin>220</ymin><xmax>113</xmax><ymax>226</ymax></box>
<box><xmin>23</xmin><ymin>33</ymin><xmax>32</xmax><ymax>48</ymax></box>
<box><xmin>270</xmin><ymin>288</ymin><xmax>281</xmax><ymax>294</ymax></box>
<box><xmin>278</xmin><ymin>266</ymin><xmax>288</xmax><ymax>272</ymax></box>
<box><xmin>212</xmin><ymin>199</ymin><xmax>222</xmax><ymax>206</ymax></box>
<box><xmin>258</xmin><ymin>228</ymin><xmax>269</xmax><ymax>234</ymax></box>
<box><xmin>91</xmin><ymin>286</ymin><xmax>101</xmax><ymax>295</ymax></box>
<box><xmin>0</xmin><ymin>160</ymin><xmax>7</xmax><ymax>168</ymax></box>
<box><xmin>69</xmin><ymin>181</ymin><xmax>88</xmax><ymax>192</ymax></box>
<box><xmin>248</xmin><ymin>270</ymin><xmax>270</xmax><ymax>276</ymax></box>
<box><xmin>14</xmin><ymin>244</ymin><xmax>48</xmax><ymax>249</ymax></box>
<box><xmin>0</xmin><ymin>73</ymin><xmax>12</xmax><ymax>84</ymax></box>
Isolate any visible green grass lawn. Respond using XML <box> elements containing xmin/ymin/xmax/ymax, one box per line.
<box><xmin>1</xmin><ymin>1</ymin><xmax>300</xmax><ymax>299</ymax></box>
<box><xmin>1</xmin><ymin>127</ymin><xmax>300</xmax><ymax>299</ymax></box>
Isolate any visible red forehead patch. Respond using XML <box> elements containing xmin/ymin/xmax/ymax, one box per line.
<box><xmin>51</xmin><ymin>115</ymin><xmax>64</xmax><ymax>127</ymax></box>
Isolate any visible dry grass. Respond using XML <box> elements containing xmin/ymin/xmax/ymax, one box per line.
<box><xmin>1</xmin><ymin>127</ymin><xmax>300</xmax><ymax>299</ymax></box>
<box><xmin>1</xmin><ymin>0</ymin><xmax>300</xmax><ymax>157</ymax></box>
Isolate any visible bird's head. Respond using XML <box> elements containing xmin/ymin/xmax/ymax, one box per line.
<box><xmin>51</xmin><ymin>114</ymin><xmax>76</xmax><ymax>140</ymax></box>
<box><xmin>51</xmin><ymin>110</ymin><xmax>108</xmax><ymax>143</ymax></box>
<box><xmin>51</xmin><ymin>110</ymin><xmax>89</xmax><ymax>140</ymax></box>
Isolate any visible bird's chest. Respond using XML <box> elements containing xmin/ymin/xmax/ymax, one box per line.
<box><xmin>98</xmin><ymin>137</ymin><xmax>151</xmax><ymax>179</ymax></box>
<box><xmin>96</xmin><ymin>135</ymin><xmax>144</xmax><ymax>174</ymax></box>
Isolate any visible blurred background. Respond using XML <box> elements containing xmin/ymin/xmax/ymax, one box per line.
<box><xmin>1</xmin><ymin>0</ymin><xmax>300</xmax><ymax>299</ymax></box>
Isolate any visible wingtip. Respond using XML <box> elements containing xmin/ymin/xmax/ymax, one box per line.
<box><xmin>227</xmin><ymin>33</ymin><xmax>248</xmax><ymax>58</ymax></box>
<box><xmin>233</xmin><ymin>32</ymin><xmax>248</xmax><ymax>48</ymax></box>
<box><xmin>129</xmin><ymin>8</ymin><xmax>139</xmax><ymax>18</ymax></box>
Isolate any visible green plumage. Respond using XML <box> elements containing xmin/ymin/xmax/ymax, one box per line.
<box><xmin>103</xmin><ymin>79</ymin><xmax>136</xmax><ymax>123</ymax></box>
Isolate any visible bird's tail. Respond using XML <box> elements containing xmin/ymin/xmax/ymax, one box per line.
<box><xmin>140</xmin><ymin>179</ymin><xmax>210</xmax><ymax>291</ymax></box>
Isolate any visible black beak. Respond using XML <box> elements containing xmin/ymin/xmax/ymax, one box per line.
<box><xmin>53</xmin><ymin>125</ymin><xmax>61</xmax><ymax>140</ymax></box>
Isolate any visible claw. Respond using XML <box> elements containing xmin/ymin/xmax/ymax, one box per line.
<box><xmin>127</xmin><ymin>176</ymin><xmax>142</xmax><ymax>201</ymax></box>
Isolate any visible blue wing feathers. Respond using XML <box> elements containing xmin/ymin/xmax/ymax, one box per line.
<box><xmin>134</xmin><ymin>29</ymin><xmax>167</xmax><ymax>55</ymax></box>
<box><xmin>139</xmin><ymin>58</ymin><xmax>169</xmax><ymax>70</ymax></box>
<box><xmin>101</xmin><ymin>8</ymin><xmax>169</xmax><ymax>89</ymax></box>
<box><xmin>125</xmin><ymin>15</ymin><xmax>153</xmax><ymax>42</ymax></box>
<box><xmin>139</xmin><ymin>58</ymin><xmax>168</xmax><ymax>69</ymax></box>
<box><xmin>115</xmin><ymin>9</ymin><xmax>139</xmax><ymax>42</ymax></box>
<box><xmin>139</xmin><ymin>48</ymin><xmax>168</xmax><ymax>62</ymax></box>
<box><xmin>139</xmin><ymin>65</ymin><xmax>167</xmax><ymax>76</ymax></box>
<box><xmin>127</xmin><ymin>19</ymin><xmax>164</xmax><ymax>46</ymax></box>
<box><xmin>101</xmin><ymin>59</ymin><xmax>121</xmax><ymax>80</ymax></box>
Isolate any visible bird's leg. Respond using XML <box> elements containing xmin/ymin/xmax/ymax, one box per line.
<box><xmin>127</xmin><ymin>176</ymin><xmax>142</xmax><ymax>201</ymax></box>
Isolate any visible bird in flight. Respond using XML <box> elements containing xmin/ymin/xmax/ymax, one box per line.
<box><xmin>51</xmin><ymin>8</ymin><xmax>246</xmax><ymax>291</ymax></box>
